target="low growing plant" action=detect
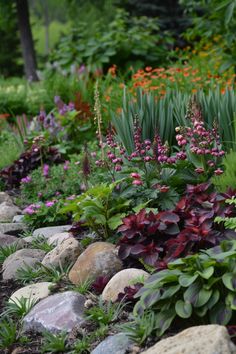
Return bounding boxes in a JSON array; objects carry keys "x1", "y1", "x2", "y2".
[
  {"x1": 41, "y1": 331, "x2": 68, "y2": 353},
  {"x1": 133, "y1": 240, "x2": 236, "y2": 339}
]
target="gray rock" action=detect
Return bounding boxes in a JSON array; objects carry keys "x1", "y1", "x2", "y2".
[
  {"x1": 142, "y1": 325, "x2": 236, "y2": 354},
  {"x1": 42, "y1": 237, "x2": 83, "y2": 268},
  {"x1": 0, "y1": 233, "x2": 25, "y2": 248},
  {"x1": 23, "y1": 291, "x2": 86, "y2": 334},
  {"x1": 13, "y1": 215, "x2": 25, "y2": 223},
  {"x1": 91, "y1": 333, "x2": 132, "y2": 354},
  {"x1": 33, "y1": 225, "x2": 72, "y2": 239},
  {"x1": 0, "y1": 192, "x2": 12, "y2": 204},
  {"x1": 0, "y1": 222, "x2": 27, "y2": 235},
  {"x1": 2, "y1": 248, "x2": 45, "y2": 280},
  {"x1": 0, "y1": 202, "x2": 21, "y2": 222}
]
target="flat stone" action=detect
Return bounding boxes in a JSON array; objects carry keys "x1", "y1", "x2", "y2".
[
  {"x1": 23, "y1": 291, "x2": 86, "y2": 334},
  {"x1": 42, "y1": 237, "x2": 83, "y2": 268},
  {"x1": 9, "y1": 282, "x2": 54, "y2": 304},
  {"x1": 0, "y1": 222, "x2": 27, "y2": 235},
  {"x1": 91, "y1": 333, "x2": 132, "y2": 354},
  {"x1": 0, "y1": 233, "x2": 26, "y2": 248},
  {"x1": 102, "y1": 268, "x2": 149, "y2": 302},
  {"x1": 2, "y1": 248, "x2": 45, "y2": 280},
  {"x1": 69, "y1": 242, "x2": 123, "y2": 285},
  {"x1": 33, "y1": 225, "x2": 72, "y2": 239},
  {"x1": 142, "y1": 325, "x2": 236, "y2": 354},
  {"x1": 0, "y1": 202, "x2": 21, "y2": 222},
  {"x1": 13, "y1": 215, "x2": 25, "y2": 223},
  {"x1": 47, "y1": 232, "x2": 72, "y2": 246}
]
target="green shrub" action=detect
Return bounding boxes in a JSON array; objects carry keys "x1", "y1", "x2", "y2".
[
  {"x1": 133, "y1": 240, "x2": 236, "y2": 339},
  {"x1": 212, "y1": 151, "x2": 236, "y2": 192}
]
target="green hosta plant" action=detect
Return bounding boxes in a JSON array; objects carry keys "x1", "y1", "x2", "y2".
[
  {"x1": 133, "y1": 240, "x2": 236, "y2": 339},
  {"x1": 60, "y1": 182, "x2": 131, "y2": 239}
]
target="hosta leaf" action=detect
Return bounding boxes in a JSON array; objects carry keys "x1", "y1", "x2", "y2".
[
  {"x1": 195, "y1": 305, "x2": 208, "y2": 317},
  {"x1": 141, "y1": 290, "x2": 162, "y2": 309},
  {"x1": 226, "y1": 292, "x2": 236, "y2": 310},
  {"x1": 196, "y1": 266, "x2": 214, "y2": 279},
  {"x1": 222, "y1": 273, "x2": 236, "y2": 291},
  {"x1": 107, "y1": 213, "x2": 126, "y2": 230},
  {"x1": 206, "y1": 289, "x2": 220, "y2": 309},
  {"x1": 160, "y1": 284, "x2": 181, "y2": 300},
  {"x1": 175, "y1": 300, "x2": 192, "y2": 318},
  {"x1": 195, "y1": 288, "x2": 213, "y2": 308},
  {"x1": 155, "y1": 309, "x2": 176, "y2": 336},
  {"x1": 183, "y1": 280, "x2": 202, "y2": 306},
  {"x1": 210, "y1": 303, "x2": 232, "y2": 325},
  {"x1": 179, "y1": 274, "x2": 199, "y2": 287}
]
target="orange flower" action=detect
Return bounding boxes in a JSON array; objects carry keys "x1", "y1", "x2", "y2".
[
  {"x1": 145, "y1": 66, "x2": 152, "y2": 72},
  {"x1": 0, "y1": 113, "x2": 10, "y2": 119}
]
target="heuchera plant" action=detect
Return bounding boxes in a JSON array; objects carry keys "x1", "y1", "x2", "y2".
[{"x1": 118, "y1": 182, "x2": 236, "y2": 269}]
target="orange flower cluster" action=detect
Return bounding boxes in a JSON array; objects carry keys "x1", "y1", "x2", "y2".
[{"x1": 131, "y1": 66, "x2": 235, "y2": 95}]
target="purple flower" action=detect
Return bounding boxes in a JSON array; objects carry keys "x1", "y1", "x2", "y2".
[
  {"x1": 43, "y1": 164, "x2": 50, "y2": 178},
  {"x1": 45, "y1": 201, "x2": 56, "y2": 207},
  {"x1": 63, "y1": 161, "x2": 70, "y2": 171},
  {"x1": 21, "y1": 176, "x2": 32, "y2": 184},
  {"x1": 67, "y1": 195, "x2": 76, "y2": 200}
]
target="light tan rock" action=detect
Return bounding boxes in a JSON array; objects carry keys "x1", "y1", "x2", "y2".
[
  {"x1": 47, "y1": 232, "x2": 72, "y2": 246},
  {"x1": 42, "y1": 237, "x2": 83, "y2": 268},
  {"x1": 0, "y1": 192, "x2": 12, "y2": 204},
  {"x1": 69, "y1": 242, "x2": 122, "y2": 285},
  {"x1": 142, "y1": 325, "x2": 236, "y2": 354},
  {"x1": 102, "y1": 268, "x2": 149, "y2": 302},
  {"x1": 0, "y1": 202, "x2": 21, "y2": 222},
  {"x1": 9, "y1": 282, "x2": 54, "y2": 304}
]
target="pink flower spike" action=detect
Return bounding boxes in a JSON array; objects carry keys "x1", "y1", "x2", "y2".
[
  {"x1": 195, "y1": 167, "x2": 204, "y2": 174},
  {"x1": 45, "y1": 201, "x2": 55, "y2": 207}
]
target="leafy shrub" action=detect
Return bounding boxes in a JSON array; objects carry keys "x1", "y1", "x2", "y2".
[
  {"x1": 118, "y1": 182, "x2": 236, "y2": 268},
  {"x1": 212, "y1": 151, "x2": 236, "y2": 192},
  {"x1": 0, "y1": 130, "x2": 23, "y2": 170},
  {"x1": 50, "y1": 9, "x2": 172, "y2": 72},
  {"x1": 133, "y1": 240, "x2": 236, "y2": 338}
]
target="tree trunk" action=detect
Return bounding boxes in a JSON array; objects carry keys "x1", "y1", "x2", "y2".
[{"x1": 15, "y1": 0, "x2": 38, "y2": 81}]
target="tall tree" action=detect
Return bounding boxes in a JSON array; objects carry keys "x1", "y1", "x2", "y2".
[{"x1": 15, "y1": 0, "x2": 38, "y2": 81}]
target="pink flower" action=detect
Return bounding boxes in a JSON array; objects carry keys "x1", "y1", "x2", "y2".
[
  {"x1": 160, "y1": 185, "x2": 169, "y2": 193},
  {"x1": 21, "y1": 176, "x2": 32, "y2": 184},
  {"x1": 195, "y1": 167, "x2": 204, "y2": 174},
  {"x1": 214, "y1": 168, "x2": 224, "y2": 175},
  {"x1": 130, "y1": 172, "x2": 141, "y2": 179},
  {"x1": 63, "y1": 161, "x2": 70, "y2": 171},
  {"x1": 132, "y1": 179, "x2": 143, "y2": 186}
]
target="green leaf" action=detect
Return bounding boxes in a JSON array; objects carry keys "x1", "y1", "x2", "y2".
[
  {"x1": 225, "y1": 2, "x2": 235, "y2": 25},
  {"x1": 196, "y1": 266, "x2": 214, "y2": 279},
  {"x1": 222, "y1": 273, "x2": 236, "y2": 291},
  {"x1": 206, "y1": 289, "x2": 220, "y2": 309},
  {"x1": 175, "y1": 300, "x2": 192, "y2": 318},
  {"x1": 183, "y1": 281, "x2": 202, "y2": 306},
  {"x1": 195, "y1": 288, "x2": 213, "y2": 308},
  {"x1": 226, "y1": 292, "x2": 236, "y2": 310},
  {"x1": 155, "y1": 309, "x2": 176, "y2": 336},
  {"x1": 179, "y1": 274, "x2": 199, "y2": 287},
  {"x1": 107, "y1": 213, "x2": 126, "y2": 230}
]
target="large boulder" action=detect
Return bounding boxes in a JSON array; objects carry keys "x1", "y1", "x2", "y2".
[
  {"x1": 69, "y1": 242, "x2": 123, "y2": 285},
  {"x1": 142, "y1": 325, "x2": 236, "y2": 354},
  {"x1": 9, "y1": 282, "x2": 54, "y2": 305},
  {"x1": 102, "y1": 268, "x2": 149, "y2": 302},
  {"x1": 33, "y1": 225, "x2": 72, "y2": 239},
  {"x1": 42, "y1": 238, "x2": 83, "y2": 268},
  {"x1": 23, "y1": 291, "x2": 86, "y2": 334},
  {"x1": 2, "y1": 248, "x2": 45, "y2": 280},
  {"x1": 0, "y1": 201, "x2": 21, "y2": 222},
  {"x1": 0, "y1": 192, "x2": 12, "y2": 204}
]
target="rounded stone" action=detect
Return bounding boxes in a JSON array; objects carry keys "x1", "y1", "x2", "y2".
[
  {"x1": 102, "y1": 268, "x2": 149, "y2": 302},
  {"x1": 47, "y1": 232, "x2": 72, "y2": 246},
  {"x1": 9, "y1": 282, "x2": 54, "y2": 304},
  {"x1": 42, "y1": 237, "x2": 83, "y2": 268},
  {"x1": 0, "y1": 202, "x2": 21, "y2": 222},
  {"x1": 69, "y1": 242, "x2": 123, "y2": 285}
]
